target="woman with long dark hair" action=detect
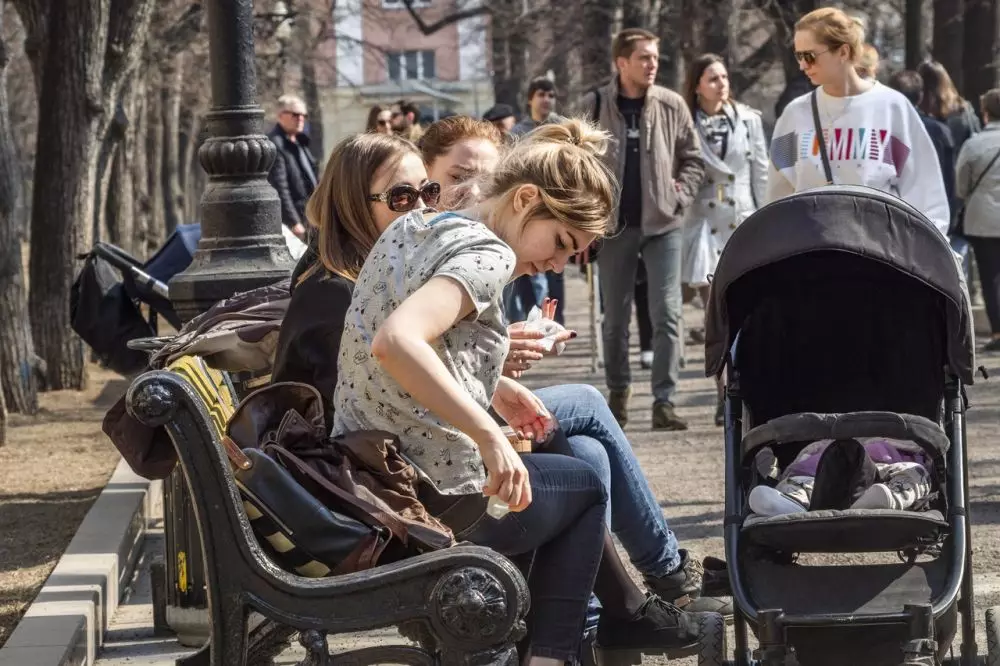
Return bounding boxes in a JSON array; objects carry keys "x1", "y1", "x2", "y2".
[{"x1": 682, "y1": 53, "x2": 768, "y2": 424}]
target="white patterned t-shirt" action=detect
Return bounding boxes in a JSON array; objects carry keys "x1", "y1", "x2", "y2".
[{"x1": 332, "y1": 210, "x2": 515, "y2": 495}]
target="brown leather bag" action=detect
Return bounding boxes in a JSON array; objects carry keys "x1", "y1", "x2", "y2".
[{"x1": 224, "y1": 381, "x2": 454, "y2": 575}]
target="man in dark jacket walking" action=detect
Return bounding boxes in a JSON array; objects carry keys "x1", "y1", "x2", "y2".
[{"x1": 268, "y1": 94, "x2": 319, "y2": 241}]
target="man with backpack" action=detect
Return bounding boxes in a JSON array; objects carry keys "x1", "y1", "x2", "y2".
[{"x1": 580, "y1": 28, "x2": 705, "y2": 430}]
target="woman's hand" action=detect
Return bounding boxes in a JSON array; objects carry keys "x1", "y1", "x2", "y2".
[
  {"x1": 491, "y1": 376, "x2": 555, "y2": 443},
  {"x1": 503, "y1": 299, "x2": 576, "y2": 378},
  {"x1": 504, "y1": 324, "x2": 547, "y2": 378},
  {"x1": 478, "y1": 435, "x2": 532, "y2": 511}
]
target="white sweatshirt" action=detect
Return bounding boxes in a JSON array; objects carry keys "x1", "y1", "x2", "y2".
[{"x1": 767, "y1": 82, "x2": 950, "y2": 236}]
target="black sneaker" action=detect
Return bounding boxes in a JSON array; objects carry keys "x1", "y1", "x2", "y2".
[
  {"x1": 652, "y1": 402, "x2": 688, "y2": 431},
  {"x1": 596, "y1": 594, "x2": 707, "y2": 650},
  {"x1": 984, "y1": 338, "x2": 1000, "y2": 353},
  {"x1": 643, "y1": 550, "x2": 733, "y2": 616}
]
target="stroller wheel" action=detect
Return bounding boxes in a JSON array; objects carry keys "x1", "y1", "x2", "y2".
[
  {"x1": 986, "y1": 606, "x2": 1000, "y2": 666},
  {"x1": 698, "y1": 612, "x2": 727, "y2": 666}
]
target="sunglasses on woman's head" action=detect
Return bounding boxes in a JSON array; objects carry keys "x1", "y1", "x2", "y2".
[
  {"x1": 368, "y1": 181, "x2": 442, "y2": 212},
  {"x1": 794, "y1": 48, "x2": 830, "y2": 66}
]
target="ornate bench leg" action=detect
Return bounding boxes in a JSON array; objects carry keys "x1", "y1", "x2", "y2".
[{"x1": 297, "y1": 630, "x2": 331, "y2": 666}]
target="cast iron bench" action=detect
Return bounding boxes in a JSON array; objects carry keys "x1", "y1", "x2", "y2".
[{"x1": 126, "y1": 365, "x2": 530, "y2": 666}]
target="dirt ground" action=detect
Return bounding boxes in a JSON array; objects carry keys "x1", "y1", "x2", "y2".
[{"x1": 0, "y1": 363, "x2": 125, "y2": 648}]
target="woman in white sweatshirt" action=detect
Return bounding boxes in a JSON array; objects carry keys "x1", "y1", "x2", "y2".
[{"x1": 767, "y1": 7, "x2": 950, "y2": 237}]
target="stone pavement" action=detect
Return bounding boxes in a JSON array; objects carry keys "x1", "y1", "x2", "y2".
[{"x1": 93, "y1": 268, "x2": 1000, "y2": 665}]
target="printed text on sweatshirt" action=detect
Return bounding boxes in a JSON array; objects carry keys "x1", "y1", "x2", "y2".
[{"x1": 766, "y1": 82, "x2": 950, "y2": 236}]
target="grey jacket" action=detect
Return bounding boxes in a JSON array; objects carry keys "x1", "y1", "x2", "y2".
[
  {"x1": 511, "y1": 112, "x2": 567, "y2": 137},
  {"x1": 688, "y1": 102, "x2": 769, "y2": 234},
  {"x1": 580, "y1": 78, "x2": 705, "y2": 236},
  {"x1": 956, "y1": 121, "x2": 1000, "y2": 238}
]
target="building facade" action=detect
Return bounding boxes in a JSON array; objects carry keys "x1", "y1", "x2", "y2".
[{"x1": 324, "y1": 0, "x2": 494, "y2": 145}]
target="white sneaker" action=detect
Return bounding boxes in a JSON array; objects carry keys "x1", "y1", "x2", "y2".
[
  {"x1": 639, "y1": 350, "x2": 653, "y2": 369},
  {"x1": 853, "y1": 476, "x2": 932, "y2": 511},
  {"x1": 748, "y1": 485, "x2": 808, "y2": 517},
  {"x1": 851, "y1": 483, "x2": 894, "y2": 510}
]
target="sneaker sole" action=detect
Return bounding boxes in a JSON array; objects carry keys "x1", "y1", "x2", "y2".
[
  {"x1": 652, "y1": 423, "x2": 689, "y2": 431},
  {"x1": 595, "y1": 641, "x2": 701, "y2": 664}
]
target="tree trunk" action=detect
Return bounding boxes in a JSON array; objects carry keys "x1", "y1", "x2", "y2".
[
  {"x1": 132, "y1": 72, "x2": 150, "y2": 255},
  {"x1": 0, "y1": 371, "x2": 6, "y2": 445},
  {"x1": 27, "y1": 1, "x2": 108, "y2": 390},
  {"x1": 964, "y1": 0, "x2": 998, "y2": 110},
  {"x1": 108, "y1": 73, "x2": 142, "y2": 254},
  {"x1": 762, "y1": 0, "x2": 817, "y2": 101},
  {"x1": 297, "y1": 14, "x2": 324, "y2": 160},
  {"x1": 905, "y1": 0, "x2": 925, "y2": 70},
  {"x1": 0, "y1": 0, "x2": 39, "y2": 414},
  {"x1": 25, "y1": 0, "x2": 154, "y2": 389},
  {"x1": 933, "y1": 0, "x2": 965, "y2": 93},
  {"x1": 146, "y1": 77, "x2": 166, "y2": 254},
  {"x1": 622, "y1": 0, "x2": 647, "y2": 28},
  {"x1": 657, "y1": 0, "x2": 684, "y2": 90},
  {"x1": 161, "y1": 54, "x2": 183, "y2": 236},
  {"x1": 580, "y1": 0, "x2": 616, "y2": 93}
]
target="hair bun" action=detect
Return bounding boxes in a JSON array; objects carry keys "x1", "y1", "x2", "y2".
[{"x1": 519, "y1": 118, "x2": 611, "y2": 157}]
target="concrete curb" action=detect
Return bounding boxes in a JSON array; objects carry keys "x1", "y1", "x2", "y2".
[{"x1": 0, "y1": 459, "x2": 161, "y2": 666}]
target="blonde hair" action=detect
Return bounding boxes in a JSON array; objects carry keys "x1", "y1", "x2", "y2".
[
  {"x1": 856, "y1": 44, "x2": 880, "y2": 78},
  {"x1": 277, "y1": 94, "x2": 307, "y2": 114},
  {"x1": 796, "y1": 7, "x2": 866, "y2": 63},
  {"x1": 304, "y1": 132, "x2": 419, "y2": 281},
  {"x1": 483, "y1": 118, "x2": 617, "y2": 237}
]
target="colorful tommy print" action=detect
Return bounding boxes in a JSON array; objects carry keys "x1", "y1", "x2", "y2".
[{"x1": 771, "y1": 127, "x2": 911, "y2": 176}]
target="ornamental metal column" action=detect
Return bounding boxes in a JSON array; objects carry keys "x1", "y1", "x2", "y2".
[{"x1": 160, "y1": 0, "x2": 293, "y2": 645}]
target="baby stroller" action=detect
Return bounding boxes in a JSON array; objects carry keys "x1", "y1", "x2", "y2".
[
  {"x1": 71, "y1": 224, "x2": 200, "y2": 375},
  {"x1": 703, "y1": 186, "x2": 988, "y2": 666}
]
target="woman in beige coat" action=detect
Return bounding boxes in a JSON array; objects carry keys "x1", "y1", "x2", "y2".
[{"x1": 682, "y1": 53, "x2": 768, "y2": 423}]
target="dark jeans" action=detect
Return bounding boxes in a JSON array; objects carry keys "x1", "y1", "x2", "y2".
[
  {"x1": 458, "y1": 453, "x2": 607, "y2": 661},
  {"x1": 547, "y1": 271, "x2": 566, "y2": 325},
  {"x1": 970, "y1": 236, "x2": 1000, "y2": 333}
]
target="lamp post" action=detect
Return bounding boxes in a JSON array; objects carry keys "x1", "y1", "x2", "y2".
[
  {"x1": 160, "y1": 0, "x2": 293, "y2": 644},
  {"x1": 169, "y1": 0, "x2": 293, "y2": 320}
]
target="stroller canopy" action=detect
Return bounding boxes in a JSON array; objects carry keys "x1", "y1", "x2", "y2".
[{"x1": 704, "y1": 186, "x2": 975, "y2": 385}]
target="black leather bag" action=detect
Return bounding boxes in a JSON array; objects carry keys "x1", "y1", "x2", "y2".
[{"x1": 223, "y1": 381, "x2": 452, "y2": 576}]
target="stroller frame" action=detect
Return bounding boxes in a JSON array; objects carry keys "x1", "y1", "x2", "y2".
[
  {"x1": 701, "y1": 186, "x2": 985, "y2": 666},
  {"x1": 720, "y1": 367, "x2": 976, "y2": 666}
]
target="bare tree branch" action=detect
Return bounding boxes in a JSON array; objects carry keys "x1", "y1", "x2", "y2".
[{"x1": 401, "y1": 0, "x2": 490, "y2": 35}]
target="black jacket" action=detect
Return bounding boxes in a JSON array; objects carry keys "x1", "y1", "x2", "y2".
[
  {"x1": 271, "y1": 249, "x2": 353, "y2": 424},
  {"x1": 267, "y1": 125, "x2": 319, "y2": 228},
  {"x1": 919, "y1": 111, "x2": 957, "y2": 217}
]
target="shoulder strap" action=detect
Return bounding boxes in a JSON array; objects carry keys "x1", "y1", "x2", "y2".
[
  {"x1": 811, "y1": 90, "x2": 834, "y2": 185},
  {"x1": 591, "y1": 90, "x2": 601, "y2": 124},
  {"x1": 968, "y1": 148, "x2": 1000, "y2": 199}
]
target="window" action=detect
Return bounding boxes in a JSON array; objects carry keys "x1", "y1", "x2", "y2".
[
  {"x1": 387, "y1": 49, "x2": 436, "y2": 81},
  {"x1": 382, "y1": 0, "x2": 431, "y2": 8}
]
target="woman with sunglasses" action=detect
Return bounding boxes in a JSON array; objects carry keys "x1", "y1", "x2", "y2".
[
  {"x1": 365, "y1": 105, "x2": 394, "y2": 135},
  {"x1": 420, "y1": 114, "x2": 732, "y2": 618},
  {"x1": 272, "y1": 132, "x2": 441, "y2": 421},
  {"x1": 331, "y1": 119, "x2": 720, "y2": 664},
  {"x1": 767, "y1": 7, "x2": 950, "y2": 236}
]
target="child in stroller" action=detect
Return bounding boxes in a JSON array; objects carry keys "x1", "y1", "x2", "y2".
[{"x1": 748, "y1": 436, "x2": 933, "y2": 516}]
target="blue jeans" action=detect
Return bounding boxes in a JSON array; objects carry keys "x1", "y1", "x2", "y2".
[
  {"x1": 503, "y1": 274, "x2": 549, "y2": 323},
  {"x1": 598, "y1": 228, "x2": 683, "y2": 404},
  {"x1": 458, "y1": 453, "x2": 607, "y2": 661},
  {"x1": 535, "y1": 384, "x2": 681, "y2": 577}
]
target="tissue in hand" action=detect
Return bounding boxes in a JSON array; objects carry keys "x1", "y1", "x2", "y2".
[{"x1": 523, "y1": 306, "x2": 568, "y2": 355}]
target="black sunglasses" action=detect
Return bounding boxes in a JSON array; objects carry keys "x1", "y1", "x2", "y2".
[
  {"x1": 794, "y1": 48, "x2": 830, "y2": 66},
  {"x1": 368, "y1": 182, "x2": 441, "y2": 212}
]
